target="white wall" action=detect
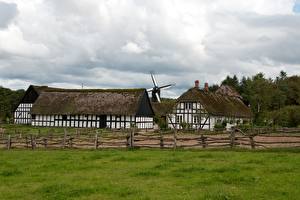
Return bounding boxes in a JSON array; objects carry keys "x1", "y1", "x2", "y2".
[
  {"x1": 14, "y1": 103, "x2": 33, "y2": 124},
  {"x1": 167, "y1": 101, "x2": 247, "y2": 131},
  {"x1": 31, "y1": 114, "x2": 153, "y2": 129}
]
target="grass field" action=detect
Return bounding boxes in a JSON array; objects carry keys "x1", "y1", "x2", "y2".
[
  {"x1": 0, "y1": 149, "x2": 300, "y2": 200},
  {"x1": 0, "y1": 124, "x2": 83, "y2": 136}
]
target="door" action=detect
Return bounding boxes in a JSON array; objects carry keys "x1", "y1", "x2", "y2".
[{"x1": 99, "y1": 115, "x2": 107, "y2": 128}]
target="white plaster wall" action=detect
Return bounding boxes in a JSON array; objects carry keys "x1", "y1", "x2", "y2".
[{"x1": 14, "y1": 103, "x2": 33, "y2": 124}]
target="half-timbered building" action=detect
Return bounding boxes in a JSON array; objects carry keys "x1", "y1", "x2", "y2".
[
  {"x1": 167, "y1": 81, "x2": 252, "y2": 130},
  {"x1": 14, "y1": 85, "x2": 55, "y2": 124},
  {"x1": 30, "y1": 88, "x2": 154, "y2": 129}
]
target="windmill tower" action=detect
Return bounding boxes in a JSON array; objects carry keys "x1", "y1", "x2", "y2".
[{"x1": 147, "y1": 72, "x2": 174, "y2": 103}]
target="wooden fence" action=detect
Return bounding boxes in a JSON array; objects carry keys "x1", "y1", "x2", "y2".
[{"x1": 1, "y1": 129, "x2": 300, "y2": 150}]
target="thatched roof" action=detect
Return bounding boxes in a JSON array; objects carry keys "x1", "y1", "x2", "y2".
[
  {"x1": 18, "y1": 85, "x2": 62, "y2": 104},
  {"x1": 31, "y1": 85, "x2": 56, "y2": 94},
  {"x1": 31, "y1": 88, "x2": 154, "y2": 116},
  {"x1": 151, "y1": 100, "x2": 176, "y2": 117},
  {"x1": 215, "y1": 85, "x2": 242, "y2": 99},
  {"x1": 177, "y1": 87, "x2": 252, "y2": 118}
]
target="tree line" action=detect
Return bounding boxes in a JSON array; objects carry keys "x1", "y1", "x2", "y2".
[{"x1": 211, "y1": 71, "x2": 300, "y2": 127}]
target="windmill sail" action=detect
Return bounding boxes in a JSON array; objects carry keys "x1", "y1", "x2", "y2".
[{"x1": 148, "y1": 72, "x2": 175, "y2": 103}]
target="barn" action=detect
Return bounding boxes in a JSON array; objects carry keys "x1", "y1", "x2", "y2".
[
  {"x1": 30, "y1": 88, "x2": 154, "y2": 129},
  {"x1": 167, "y1": 81, "x2": 252, "y2": 130}
]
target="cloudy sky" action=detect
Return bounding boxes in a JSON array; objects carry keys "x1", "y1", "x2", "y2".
[{"x1": 0, "y1": 0, "x2": 300, "y2": 97}]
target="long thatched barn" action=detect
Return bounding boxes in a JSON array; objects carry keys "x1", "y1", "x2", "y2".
[{"x1": 14, "y1": 86, "x2": 154, "y2": 129}]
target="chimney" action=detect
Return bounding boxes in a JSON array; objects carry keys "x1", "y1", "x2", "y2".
[
  {"x1": 204, "y1": 82, "x2": 209, "y2": 92},
  {"x1": 195, "y1": 80, "x2": 199, "y2": 88}
]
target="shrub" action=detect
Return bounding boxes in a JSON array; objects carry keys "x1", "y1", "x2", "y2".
[
  {"x1": 237, "y1": 123, "x2": 251, "y2": 132},
  {"x1": 214, "y1": 120, "x2": 226, "y2": 131},
  {"x1": 154, "y1": 115, "x2": 168, "y2": 130},
  {"x1": 267, "y1": 106, "x2": 300, "y2": 127},
  {"x1": 180, "y1": 122, "x2": 191, "y2": 130}
]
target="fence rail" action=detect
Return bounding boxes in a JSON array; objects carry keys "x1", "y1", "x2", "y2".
[{"x1": 1, "y1": 129, "x2": 300, "y2": 150}]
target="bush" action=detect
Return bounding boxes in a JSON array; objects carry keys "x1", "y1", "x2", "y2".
[
  {"x1": 267, "y1": 106, "x2": 300, "y2": 127},
  {"x1": 236, "y1": 123, "x2": 251, "y2": 132},
  {"x1": 214, "y1": 120, "x2": 227, "y2": 131},
  {"x1": 154, "y1": 115, "x2": 168, "y2": 130}
]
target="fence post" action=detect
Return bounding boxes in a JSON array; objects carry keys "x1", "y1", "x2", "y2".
[
  {"x1": 30, "y1": 135, "x2": 35, "y2": 150},
  {"x1": 43, "y1": 138, "x2": 48, "y2": 149},
  {"x1": 249, "y1": 136, "x2": 255, "y2": 149},
  {"x1": 160, "y1": 131, "x2": 164, "y2": 149},
  {"x1": 126, "y1": 134, "x2": 130, "y2": 148},
  {"x1": 7, "y1": 135, "x2": 11, "y2": 150},
  {"x1": 200, "y1": 134, "x2": 206, "y2": 148},
  {"x1": 130, "y1": 128, "x2": 134, "y2": 148},
  {"x1": 25, "y1": 136, "x2": 29, "y2": 149},
  {"x1": 230, "y1": 131, "x2": 235, "y2": 148},
  {"x1": 62, "y1": 129, "x2": 67, "y2": 149},
  {"x1": 173, "y1": 129, "x2": 177, "y2": 150},
  {"x1": 68, "y1": 137, "x2": 73, "y2": 148},
  {"x1": 95, "y1": 132, "x2": 99, "y2": 149}
]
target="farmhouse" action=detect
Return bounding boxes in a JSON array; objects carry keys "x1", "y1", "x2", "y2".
[
  {"x1": 167, "y1": 81, "x2": 252, "y2": 130},
  {"x1": 15, "y1": 86, "x2": 154, "y2": 129}
]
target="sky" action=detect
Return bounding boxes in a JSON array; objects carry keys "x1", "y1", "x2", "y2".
[{"x1": 0, "y1": 0, "x2": 300, "y2": 97}]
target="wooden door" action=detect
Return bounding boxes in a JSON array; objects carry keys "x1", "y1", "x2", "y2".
[{"x1": 99, "y1": 115, "x2": 107, "y2": 128}]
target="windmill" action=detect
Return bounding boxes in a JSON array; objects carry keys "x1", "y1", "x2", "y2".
[{"x1": 147, "y1": 72, "x2": 174, "y2": 103}]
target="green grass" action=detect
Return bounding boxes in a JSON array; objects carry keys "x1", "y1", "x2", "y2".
[
  {"x1": 0, "y1": 124, "x2": 79, "y2": 136},
  {"x1": 0, "y1": 124, "x2": 118, "y2": 137},
  {"x1": 0, "y1": 149, "x2": 300, "y2": 200}
]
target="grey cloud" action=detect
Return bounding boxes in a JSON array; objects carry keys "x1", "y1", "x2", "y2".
[
  {"x1": 0, "y1": 1, "x2": 300, "y2": 97},
  {"x1": 0, "y1": 2, "x2": 17, "y2": 28}
]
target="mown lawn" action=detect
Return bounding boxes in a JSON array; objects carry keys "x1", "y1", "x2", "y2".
[{"x1": 0, "y1": 149, "x2": 300, "y2": 200}]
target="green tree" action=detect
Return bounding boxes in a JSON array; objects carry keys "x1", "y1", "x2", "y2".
[
  {"x1": 221, "y1": 75, "x2": 240, "y2": 92},
  {"x1": 0, "y1": 86, "x2": 25, "y2": 123}
]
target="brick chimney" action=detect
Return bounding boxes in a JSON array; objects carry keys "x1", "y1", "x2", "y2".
[
  {"x1": 195, "y1": 80, "x2": 199, "y2": 88},
  {"x1": 204, "y1": 82, "x2": 209, "y2": 92}
]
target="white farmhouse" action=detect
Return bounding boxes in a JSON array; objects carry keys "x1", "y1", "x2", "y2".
[{"x1": 167, "y1": 81, "x2": 252, "y2": 130}]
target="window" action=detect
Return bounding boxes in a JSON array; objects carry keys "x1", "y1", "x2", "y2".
[
  {"x1": 193, "y1": 115, "x2": 199, "y2": 124},
  {"x1": 176, "y1": 115, "x2": 183, "y2": 123},
  {"x1": 62, "y1": 115, "x2": 67, "y2": 120},
  {"x1": 185, "y1": 103, "x2": 192, "y2": 110},
  {"x1": 31, "y1": 114, "x2": 36, "y2": 120}
]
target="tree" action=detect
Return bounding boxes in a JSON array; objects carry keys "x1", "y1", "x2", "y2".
[
  {"x1": 221, "y1": 75, "x2": 240, "y2": 92},
  {"x1": 0, "y1": 86, "x2": 25, "y2": 123},
  {"x1": 208, "y1": 84, "x2": 219, "y2": 92}
]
